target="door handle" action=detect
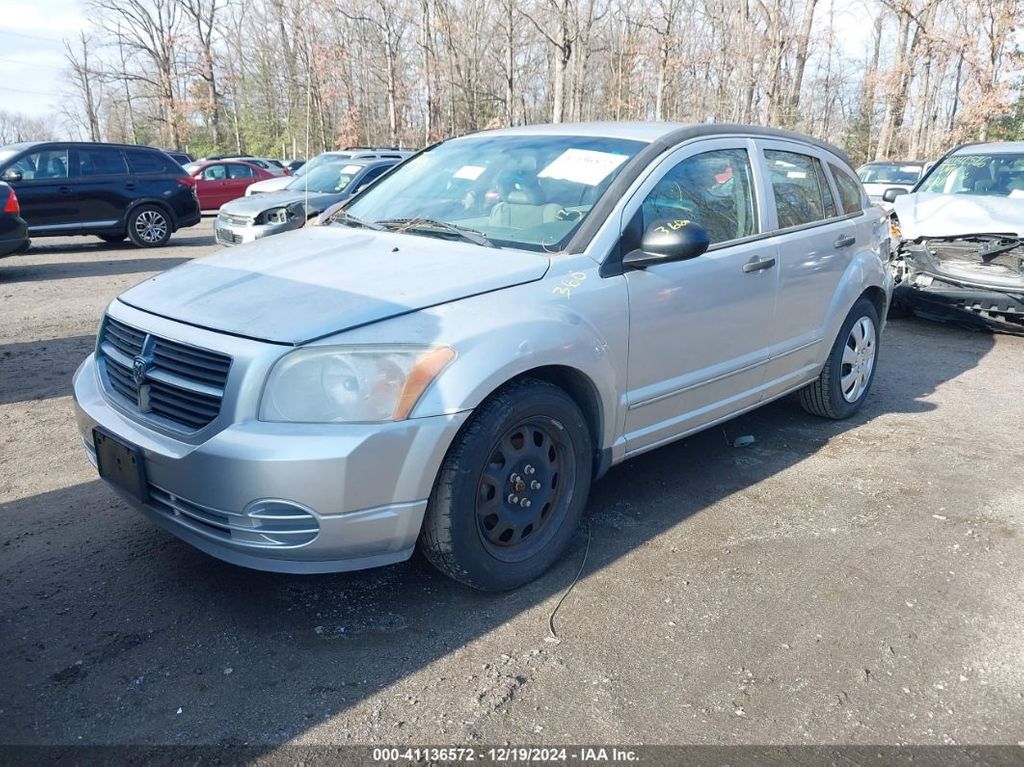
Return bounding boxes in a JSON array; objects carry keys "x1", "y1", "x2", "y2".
[
  {"x1": 124, "y1": 181, "x2": 136, "y2": 190},
  {"x1": 58, "y1": 186, "x2": 73, "y2": 195},
  {"x1": 742, "y1": 256, "x2": 776, "y2": 273},
  {"x1": 834, "y1": 234, "x2": 856, "y2": 248}
]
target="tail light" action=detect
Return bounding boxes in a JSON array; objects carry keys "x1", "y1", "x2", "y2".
[
  {"x1": 178, "y1": 175, "x2": 197, "y2": 190},
  {"x1": 3, "y1": 186, "x2": 19, "y2": 214}
]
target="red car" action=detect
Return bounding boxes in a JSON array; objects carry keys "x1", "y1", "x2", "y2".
[{"x1": 186, "y1": 160, "x2": 275, "y2": 210}]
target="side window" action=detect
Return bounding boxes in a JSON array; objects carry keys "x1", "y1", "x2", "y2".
[
  {"x1": 360, "y1": 165, "x2": 391, "y2": 185},
  {"x1": 227, "y1": 164, "x2": 255, "y2": 179},
  {"x1": 641, "y1": 148, "x2": 758, "y2": 245},
  {"x1": 78, "y1": 147, "x2": 128, "y2": 177},
  {"x1": 764, "y1": 149, "x2": 834, "y2": 228},
  {"x1": 125, "y1": 148, "x2": 169, "y2": 175},
  {"x1": 203, "y1": 164, "x2": 227, "y2": 180},
  {"x1": 815, "y1": 162, "x2": 838, "y2": 218},
  {"x1": 830, "y1": 164, "x2": 865, "y2": 214},
  {"x1": 12, "y1": 149, "x2": 69, "y2": 180}
]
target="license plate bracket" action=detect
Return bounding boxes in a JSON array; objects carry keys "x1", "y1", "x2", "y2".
[{"x1": 93, "y1": 428, "x2": 148, "y2": 503}]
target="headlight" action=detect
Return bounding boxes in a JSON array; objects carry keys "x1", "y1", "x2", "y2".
[
  {"x1": 264, "y1": 207, "x2": 290, "y2": 225},
  {"x1": 259, "y1": 345, "x2": 456, "y2": 423}
]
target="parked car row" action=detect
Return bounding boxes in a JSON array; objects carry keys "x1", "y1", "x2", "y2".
[
  {"x1": 215, "y1": 157, "x2": 401, "y2": 245},
  {"x1": 0, "y1": 140, "x2": 416, "y2": 250}
]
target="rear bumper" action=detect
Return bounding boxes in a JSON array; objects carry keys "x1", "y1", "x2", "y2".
[{"x1": 0, "y1": 216, "x2": 28, "y2": 257}]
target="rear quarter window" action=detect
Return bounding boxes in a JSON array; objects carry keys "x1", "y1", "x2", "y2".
[
  {"x1": 124, "y1": 148, "x2": 179, "y2": 175},
  {"x1": 830, "y1": 164, "x2": 865, "y2": 214}
]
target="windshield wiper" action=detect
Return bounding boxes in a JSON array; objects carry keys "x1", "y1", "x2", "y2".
[
  {"x1": 317, "y1": 202, "x2": 384, "y2": 230},
  {"x1": 375, "y1": 217, "x2": 498, "y2": 248}
]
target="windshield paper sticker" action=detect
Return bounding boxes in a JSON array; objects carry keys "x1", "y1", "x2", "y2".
[
  {"x1": 453, "y1": 164, "x2": 486, "y2": 180},
  {"x1": 539, "y1": 149, "x2": 628, "y2": 186}
]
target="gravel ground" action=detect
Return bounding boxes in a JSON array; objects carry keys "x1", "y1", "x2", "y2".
[{"x1": 1, "y1": 218, "x2": 1023, "y2": 747}]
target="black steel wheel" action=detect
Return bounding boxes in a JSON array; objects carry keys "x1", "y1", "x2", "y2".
[
  {"x1": 420, "y1": 378, "x2": 593, "y2": 591},
  {"x1": 475, "y1": 416, "x2": 575, "y2": 563}
]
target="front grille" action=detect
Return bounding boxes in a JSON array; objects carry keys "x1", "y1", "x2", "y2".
[
  {"x1": 147, "y1": 484, "x2": 319, "y2": 548},
  {"x1": 215, "y1": 227, "x2": 243, "y2": 245},
  {"x1": 217, "y1": 212, "x2": 252, "y2": 227},
  {"x1": 99, "y1": 316, "x2": 231, "y2": 431}
]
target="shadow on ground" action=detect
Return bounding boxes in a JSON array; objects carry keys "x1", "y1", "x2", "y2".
[
  {"x1": 0, "y1": 318, "x2": 998, "y2": 745},
  {"x1": 0, "y1": 336, "x2": 96, "y2": 404},
  {"x1": 0, "y1": 257, "x2": 192, "y2": 284}
]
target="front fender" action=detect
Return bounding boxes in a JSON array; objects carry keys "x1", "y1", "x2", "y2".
[{"x1": 411, "y1": 307, "x2": 622, "y2": 451}]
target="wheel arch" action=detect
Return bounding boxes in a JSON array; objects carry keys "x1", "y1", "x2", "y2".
[
  {"x1": 124, "y1": 198, "x2": 177, "y2": 231},
  {"x1": 459, "y1": 364, "x2": 609, "y2": 480}
]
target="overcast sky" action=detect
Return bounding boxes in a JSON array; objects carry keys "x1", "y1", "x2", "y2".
[{"x1": 1, "y1": 0, "x2": 875, "y2": 122}]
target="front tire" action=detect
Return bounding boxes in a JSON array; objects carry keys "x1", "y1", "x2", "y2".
[
  {"x1": 127, "y1": 205, "x2": 171, "y2": 248},
  {"x1": 799, "y1": 297, "x2": 880, "y2": 420},
  {"x1": 420, "y1": 378, "x2": 593, "y2": 591}
]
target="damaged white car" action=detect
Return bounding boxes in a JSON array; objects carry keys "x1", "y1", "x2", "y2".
[{"x1": 885, "y1": 142, "x2": 1024, "y2": 333}]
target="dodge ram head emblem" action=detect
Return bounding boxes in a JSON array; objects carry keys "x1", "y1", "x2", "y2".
[{"x1": 132, "y1": 354, "x2": 151, "y2": 386}]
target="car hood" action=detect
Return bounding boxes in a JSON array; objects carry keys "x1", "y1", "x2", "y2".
[
  {"x1": 894, "y1": 192, "x2": 1024, "y2": 239},
  {"x1": 118, "y1": 226, "x2": 550, "y2": 344},
  {"x1": 220, "y1": 190, "x2": 339, "y2": 217},
  {"x1": 245, "y1": 176, "x2": 293, "y2": 194}
]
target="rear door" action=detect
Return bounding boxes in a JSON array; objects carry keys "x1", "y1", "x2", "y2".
[
  {"x1": 73, "y1": 145, "x2": 130, "y2": 227},
  {"x1": 223, "y1": 163, "x2": 258, "y2": 204},
  {"x1": 755, "y1": 140, "x2": 860, "y2": 398},
  {"x1": 2, "y1": 145, "x2": 78, "y2": 233}
]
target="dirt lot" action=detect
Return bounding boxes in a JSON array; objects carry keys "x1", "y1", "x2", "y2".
[{"x1": 1, "y1": 217, "x2": 1023, "y2": 748}]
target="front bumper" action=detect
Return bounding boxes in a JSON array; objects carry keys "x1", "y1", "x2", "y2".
[
  {"x1": 214, "y1": 218, "x2": 300, "y2": 246},
  {"x1": 73, "y1": 353, "x2": 469, "y2": 573},
  {"x1": 894, "y1": 281, "x2": 1024, "y2": 333}
]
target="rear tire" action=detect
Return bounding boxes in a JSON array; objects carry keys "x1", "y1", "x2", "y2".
[
  {"x1": 799, "y1": 297, "x2": 880, "y2": 420},
  {"x1": 419, "y1": 378, "x2": 593, "y2": 591},
  {"x1": 127, "y1": 205, "x2": 171, "y2": 248}
]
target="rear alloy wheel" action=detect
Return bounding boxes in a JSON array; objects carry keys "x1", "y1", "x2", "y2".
[
  {"x1": 127, "y1": 205, "x2": 171, "y2": 247},
  {"x1": 799, "y1": 297, "x2": 881, "y2": 419},
  {"x1": 420, "y1": 378, "x2": 592, "y2": 591}
]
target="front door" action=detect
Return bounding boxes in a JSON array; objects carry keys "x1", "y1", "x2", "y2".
[
  {"x1": 196, "y1": 163, "x2": 230, "y2": 209},
  {"x1": 621, "y1": 141, "x2": 779, "y2": 454},
  {"x1": 2, "y1": 146, "x2": 79, "y2": 233}
]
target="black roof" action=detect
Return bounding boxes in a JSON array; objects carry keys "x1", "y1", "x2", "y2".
[{"x1": 0, "y1": 140, "x2": 173, "y2": 152}]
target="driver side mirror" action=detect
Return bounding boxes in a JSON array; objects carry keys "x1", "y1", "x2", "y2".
[
  {"x1": 623, "y1": 220, "x2": 710, "y2": 269},
  {"x1": 882, "y1": 187, "x2": 908, "y2": 203},
  {"x1": 2, "y1": 169, "x2": 22, "y2": 183}
]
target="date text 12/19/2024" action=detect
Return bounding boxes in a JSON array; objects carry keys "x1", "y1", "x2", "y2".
[{"x1": 372, "y1": 747, "x2": 639, "y2": 763}]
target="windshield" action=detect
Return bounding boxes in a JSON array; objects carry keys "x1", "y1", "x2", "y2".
[
  {"x1": 297, "y1": 152, "x2": 351, "y2": 178},
  {"x1": 344, "y1": 134, "x2": 645, "y2": 251},
  {"x1": 286, "y1": 162, "x2": 359, "y2": 194},
  {"x1": 857, "y1": 163, "x2": 923, "y2": 185},
  {"x1": 918, "y1": 153, "x2": 1024, "y2": 197}
]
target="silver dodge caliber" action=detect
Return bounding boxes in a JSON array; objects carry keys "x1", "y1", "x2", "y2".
[{"x1": 73, "y1": 123, "x2": 893, "y2": 591}]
